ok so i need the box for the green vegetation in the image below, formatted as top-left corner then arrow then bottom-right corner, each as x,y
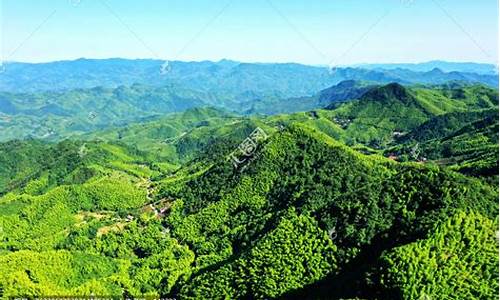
0,65 -> 497,142
0,81 -> 498,299
330,83 -> 498,146
387,108 -> 499,179
379,211 -> 498,299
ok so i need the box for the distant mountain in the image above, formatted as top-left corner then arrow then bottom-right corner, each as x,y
241,80 -> 375,115
357,60 -> 498,75
392,68 -> 498,87
333,67 -> 498,87
0,84 -> 216,141
0,58 -> 498,143
1,79 -> 496,143
0,59 -> 337,97
317,80 -> 376,107
0,59 -> 497,95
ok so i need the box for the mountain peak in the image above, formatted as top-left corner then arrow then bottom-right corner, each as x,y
336,79 -> 357,88
319,80 -> 374,108
429,67 -> 445,74
361,82 -> 414,104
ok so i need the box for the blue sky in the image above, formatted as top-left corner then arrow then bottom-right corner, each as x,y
1,0 -> 498,65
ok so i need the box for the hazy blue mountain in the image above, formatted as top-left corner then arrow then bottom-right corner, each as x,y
317,80 -> 376,106
357,60 -> 498,75
241,80 -> 376,114
333,67 -> 498,87
0,59 -> 336,97
1,59 -> 497,95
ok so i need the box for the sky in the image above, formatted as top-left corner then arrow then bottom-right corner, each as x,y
1,0 -> 498,65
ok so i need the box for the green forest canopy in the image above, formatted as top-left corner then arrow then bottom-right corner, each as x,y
0,82 -> 498,299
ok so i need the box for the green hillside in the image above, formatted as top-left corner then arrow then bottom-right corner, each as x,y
0,119 -> 497,298
158,124 -> 496,299
74,83 -> 498,179
1,79 -> 497,143
324,83 -> 497,146
0,80 -> 498,299
385,109 -> 499,180
378,211 -> 498,299
0,84 -> 216,141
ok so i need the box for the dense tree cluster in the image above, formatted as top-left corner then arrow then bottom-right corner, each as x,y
379,211 -> 498,299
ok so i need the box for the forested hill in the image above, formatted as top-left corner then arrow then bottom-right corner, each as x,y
0,53 -> 498,300
1,80 -> 497,142
72,82 -> 499,179
388,109 -> 499,179
0,76 -> 498,299
0,121 -> 497,298
162,124 -> 497,299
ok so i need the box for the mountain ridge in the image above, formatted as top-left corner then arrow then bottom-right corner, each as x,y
0,88 -> 497,298
1,59 -> 497,94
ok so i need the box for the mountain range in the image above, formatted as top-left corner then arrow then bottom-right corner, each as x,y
1,59 -> 497,94
355,60 -> 498,75
0,58 -> 498,299
0,58 -> 498,142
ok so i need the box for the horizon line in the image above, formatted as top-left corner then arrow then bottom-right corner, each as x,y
1,57 -> 497,67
